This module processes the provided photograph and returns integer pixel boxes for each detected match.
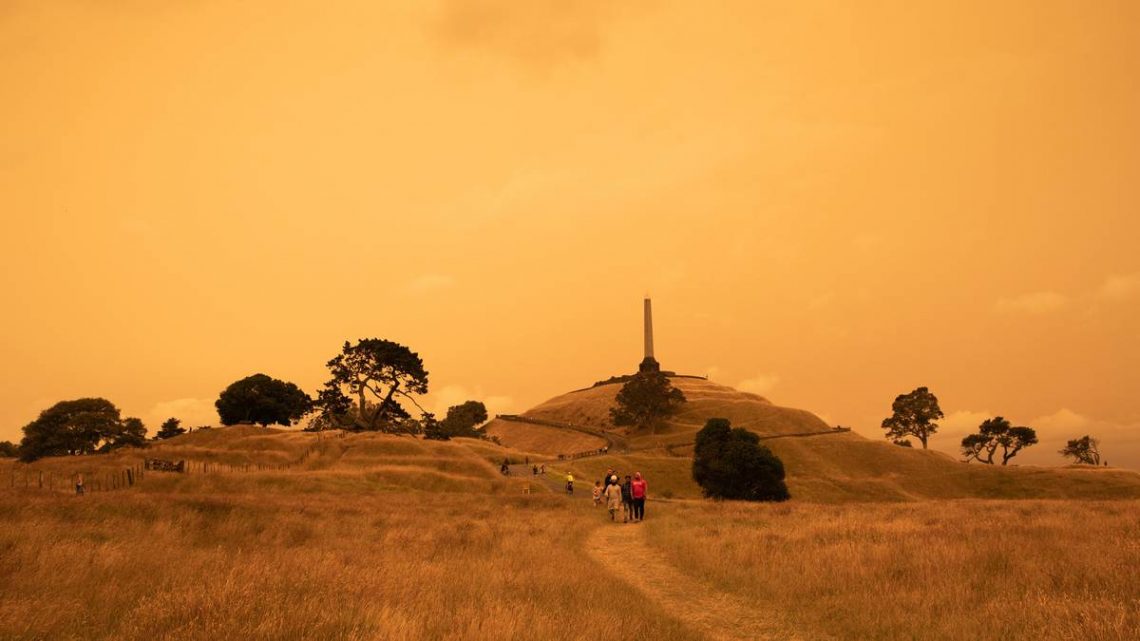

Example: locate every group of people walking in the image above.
[591,469,647,523]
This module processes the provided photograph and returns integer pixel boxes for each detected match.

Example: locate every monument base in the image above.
[638,356,661,374]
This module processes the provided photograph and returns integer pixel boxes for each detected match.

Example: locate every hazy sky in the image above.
[2,1,1138,468]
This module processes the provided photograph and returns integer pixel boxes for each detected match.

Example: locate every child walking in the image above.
[592,480,603,506]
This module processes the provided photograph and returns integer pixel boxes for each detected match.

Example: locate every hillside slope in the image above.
[485,377,1140,502]
[0,426,548,497]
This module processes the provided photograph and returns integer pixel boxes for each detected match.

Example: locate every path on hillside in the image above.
[586,524,812,641]
[506,464,582,496]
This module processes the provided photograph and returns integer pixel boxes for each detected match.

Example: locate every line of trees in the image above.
[880,385,1110,466]
[7,337,493,462]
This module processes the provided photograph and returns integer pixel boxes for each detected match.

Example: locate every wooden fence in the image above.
[4,448,319,496]
[6,463,145,494]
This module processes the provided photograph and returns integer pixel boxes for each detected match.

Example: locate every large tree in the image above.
[317,339,429,432]
[439,400,489,438]
[609,371,687,432]
[960,417,1038,465]
[1059,435,1102,465]
[692,418,789,502]
[18,398,146,462]
[0,441,18,457]
[155,417,186,440]
[881,386,944,449]
[215,374,312,427]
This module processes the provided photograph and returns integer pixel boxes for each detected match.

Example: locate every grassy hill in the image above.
[2,420,1138,641]
[483,377,1140,502]
[0,426,548,497]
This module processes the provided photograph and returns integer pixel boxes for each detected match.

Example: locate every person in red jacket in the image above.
[630,472,647,522]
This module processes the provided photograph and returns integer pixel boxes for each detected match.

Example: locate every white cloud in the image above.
[736,373,780,397]
[1030,408,1092,432]
[1098,273,1140,301]
[939,409,993,437]
[423,384,514,420]
[406,273,456,294]
[146,398,217,428]
[994,291,1067,314]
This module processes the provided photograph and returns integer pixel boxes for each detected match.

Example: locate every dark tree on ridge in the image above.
[1059,435,1102,465]
[610,371,687,432]
[316,339,429,432]
[18,398,147,462]
[155,417,186,440]
[881,386,943,449]
[215,374,312,427]
[960,417,1038,465]
[440,401,489,438]
[0,441,18,457]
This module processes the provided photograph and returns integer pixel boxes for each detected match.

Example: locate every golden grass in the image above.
[4,428,1139,640]
[482,419,606,456]
[0,484,698,640]
[646,499,1140,641]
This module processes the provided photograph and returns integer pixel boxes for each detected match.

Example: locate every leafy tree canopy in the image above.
[881,386,943,449]
[18,398,147,462]
[0,441,18,457]
[316,339,429,432]
[421,413,450,441]
[440,401,489,438]
[960,417,1038,465]
[609,371,687,432]
[692,418,790,502]
[155,417,186,440]
[215,374,312,427]
[1059,435,1102,465]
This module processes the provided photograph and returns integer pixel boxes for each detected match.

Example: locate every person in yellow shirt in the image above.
[566,472,574,495]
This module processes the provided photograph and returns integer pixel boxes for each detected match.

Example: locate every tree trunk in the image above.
[374,383,401,429]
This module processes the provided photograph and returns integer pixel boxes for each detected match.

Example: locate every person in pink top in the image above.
[630,472,647,522]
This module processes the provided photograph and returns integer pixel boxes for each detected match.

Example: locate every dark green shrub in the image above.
[692,418,790,502]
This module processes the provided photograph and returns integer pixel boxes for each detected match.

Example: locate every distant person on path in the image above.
[566,472,574,495]
[631,472,647,522]
[592,480,603,506]
[540,464,545,474]
[620,475,633,523]
[532,465,539,476]
[75,473,84,496]
[604,475,623,521]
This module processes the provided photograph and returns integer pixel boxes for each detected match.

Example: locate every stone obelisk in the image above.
[639,297,661,373]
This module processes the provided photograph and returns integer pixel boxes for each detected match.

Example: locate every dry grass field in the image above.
[645,499,1140,641]
[3,426,1139,641]
[0,431,697,641]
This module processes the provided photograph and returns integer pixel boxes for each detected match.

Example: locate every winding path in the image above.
[586,524,812,641]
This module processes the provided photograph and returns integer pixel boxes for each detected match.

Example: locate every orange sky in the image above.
[2,1,1138,468]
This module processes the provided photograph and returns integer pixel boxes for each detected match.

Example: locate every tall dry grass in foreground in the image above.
[0,487,698,641]
[647,499,1140,641]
